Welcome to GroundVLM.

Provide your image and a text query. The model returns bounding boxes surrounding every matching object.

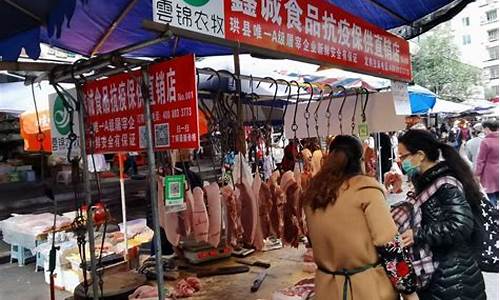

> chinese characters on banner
[153,0,411,82]
[82,54,199,153]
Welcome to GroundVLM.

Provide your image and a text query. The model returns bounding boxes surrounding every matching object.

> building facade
[450,0,499,101]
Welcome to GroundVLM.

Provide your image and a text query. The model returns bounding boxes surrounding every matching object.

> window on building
[493,85,499,97]
[462,34,472,45]
[488,46,499,60]
[486,66,500,79]
[462,17,470,26]
[486,9,498,22]
[488,29,499,41]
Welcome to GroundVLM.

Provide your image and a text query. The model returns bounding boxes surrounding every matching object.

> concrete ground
[0,260,497,300]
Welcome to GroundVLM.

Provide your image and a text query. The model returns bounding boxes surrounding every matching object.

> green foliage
[412,25,481,101]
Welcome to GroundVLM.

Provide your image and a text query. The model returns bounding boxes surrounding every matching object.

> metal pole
[118,153,128,261]
[141,68,165,299]
[75,84,100,300]
[233,48,245,154]
[375,132,383,182]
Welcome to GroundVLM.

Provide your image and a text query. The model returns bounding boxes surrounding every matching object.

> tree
[412,24,481,101]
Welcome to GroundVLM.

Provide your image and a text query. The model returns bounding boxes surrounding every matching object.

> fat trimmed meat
[192,187,209,243]
[259,181,273,239]
[205,182,222,248]
[157,177,180,247]
[236,180,258,246]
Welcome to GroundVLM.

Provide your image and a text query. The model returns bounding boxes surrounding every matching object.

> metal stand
[76,85,100,300]
[141,68,165,299]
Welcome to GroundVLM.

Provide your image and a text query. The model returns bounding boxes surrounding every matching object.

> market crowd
[300,118,498,300]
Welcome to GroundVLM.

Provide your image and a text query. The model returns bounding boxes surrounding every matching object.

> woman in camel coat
[304,135,418,300]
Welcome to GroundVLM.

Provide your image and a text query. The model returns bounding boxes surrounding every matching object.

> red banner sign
[225,0,411,81]
[153,0,411,82]
[82,54,199,153]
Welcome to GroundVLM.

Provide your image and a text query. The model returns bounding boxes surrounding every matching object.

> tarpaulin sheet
[0,0,472,61]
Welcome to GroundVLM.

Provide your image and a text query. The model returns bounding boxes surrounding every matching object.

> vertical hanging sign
[82,54,199,153]
[153,0,412,82]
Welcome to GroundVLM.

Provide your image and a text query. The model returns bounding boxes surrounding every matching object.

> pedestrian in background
[465,123,484,167]
[475,119,499,206]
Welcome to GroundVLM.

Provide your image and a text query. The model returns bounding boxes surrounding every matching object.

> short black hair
[482,119,499,132]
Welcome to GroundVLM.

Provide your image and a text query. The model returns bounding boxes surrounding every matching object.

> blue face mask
[402,158,419,177]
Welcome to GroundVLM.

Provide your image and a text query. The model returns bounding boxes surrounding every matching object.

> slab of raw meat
[192,187,209,243]
[269,173,285,238]
[180,189,194,237]
[205,182,222,248]
[280,171,302,247]
[221,185,242,247]
[259,182,273,239]
[252,172,264,250]
[157,177,180,247]
[236,180,258,246]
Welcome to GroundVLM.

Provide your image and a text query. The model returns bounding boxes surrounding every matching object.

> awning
[0,0,475,61]
[408,84,437,114]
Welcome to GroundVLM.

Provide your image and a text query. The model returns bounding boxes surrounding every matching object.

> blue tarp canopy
[408,84,437,114]
[0,0,473,62]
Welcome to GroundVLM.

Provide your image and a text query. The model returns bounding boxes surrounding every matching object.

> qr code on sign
[155,123,170,148]
[169,181,180,198]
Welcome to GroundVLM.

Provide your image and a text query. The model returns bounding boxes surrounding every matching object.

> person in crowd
[304,135,418,300]
[398,130,486,300]
[464,123,485,167]
[456,120,472,150]
[379,132,393,177]
[124,152,138,176]
[474,119,499,206]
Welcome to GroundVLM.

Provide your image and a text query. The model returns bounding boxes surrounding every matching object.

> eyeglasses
[399,152,412,161]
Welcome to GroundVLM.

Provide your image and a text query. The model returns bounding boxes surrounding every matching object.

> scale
[181,238,232,265]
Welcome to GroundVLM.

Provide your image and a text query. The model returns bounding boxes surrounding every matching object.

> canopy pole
[76,84,100,300]
[140,67,165,299]
[90,0,140,56]
[118,153,128,261]
[233,48,245,154]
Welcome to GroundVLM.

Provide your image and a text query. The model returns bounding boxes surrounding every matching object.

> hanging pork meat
[311,149,324,177]
[157,177,181,247]
[251,171,264,250]
[205,182,222,248]
[259,180,273,239]
[192,187,209,243]
[221,185,243,247]
[280,171,301,248]
[269,171,284,238]
[179,189,195,237]
[236,180,258,246]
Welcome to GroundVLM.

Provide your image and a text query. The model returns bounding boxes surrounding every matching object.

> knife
[251,271,267,292]
[196,266,250,278]
[235,258,271,269]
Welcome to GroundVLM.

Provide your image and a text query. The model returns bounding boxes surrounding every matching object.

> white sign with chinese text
[49,89,81,159]
[153,0,225,38]
[391,80,411,116]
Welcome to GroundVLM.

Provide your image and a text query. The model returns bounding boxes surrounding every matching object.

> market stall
[0,0,449,299]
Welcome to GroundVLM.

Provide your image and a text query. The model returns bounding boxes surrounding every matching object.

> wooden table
[167,246,313,300]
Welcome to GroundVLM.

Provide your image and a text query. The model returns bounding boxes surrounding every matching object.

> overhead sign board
[153,0,412,82]
[82,54,199,153]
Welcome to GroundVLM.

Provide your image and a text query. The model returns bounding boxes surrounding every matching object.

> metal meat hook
[337,85,348,135]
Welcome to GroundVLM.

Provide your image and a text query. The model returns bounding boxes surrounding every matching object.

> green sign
[183,0,210,6]
[358,122,369,141]
[53,96,71,135]
[164,175,185,206]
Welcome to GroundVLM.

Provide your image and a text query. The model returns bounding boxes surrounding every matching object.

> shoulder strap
[418,176,463,203]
